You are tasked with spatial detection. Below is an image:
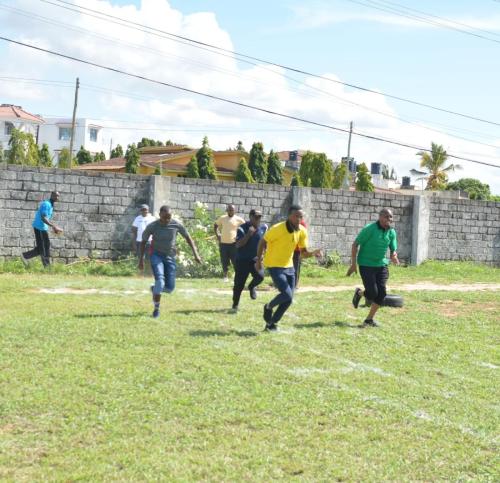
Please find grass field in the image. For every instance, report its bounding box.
[0,262,499,481]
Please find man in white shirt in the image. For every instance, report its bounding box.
[132,204,156,259]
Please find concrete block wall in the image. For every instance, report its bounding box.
[0,164,498,265]
[428,198,499,264]
[0,164,150,262]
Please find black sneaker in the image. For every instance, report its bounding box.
[363,319,379,327]
[20,253,29,267]
[263,304,273,323]
[229,305,238,314]
[352,288,363,309]
[249,286,257,300]
[152,307,160,318]
[264,322,278,332]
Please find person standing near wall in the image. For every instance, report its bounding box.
[231,209,268,313]
[21,191,63,267]
[347,208,399,327]
[256,205,321,331]
[214,204,245,281]
[132,204,156,262]
[139,205,201,318]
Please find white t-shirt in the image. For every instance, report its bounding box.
[132,213,156,242]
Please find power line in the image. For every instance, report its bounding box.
[344,0,500,45]
[40,0,500,128]
[1,35,498,169]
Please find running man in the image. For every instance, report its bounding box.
[347,208,400,327]
[214,204,245,281]
[256,205,321,331]
[231,209,268,312]
[21,191,63,267]
[138,205,201,318]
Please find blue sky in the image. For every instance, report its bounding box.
[1,0,499,192]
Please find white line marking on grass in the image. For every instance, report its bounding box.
[478,362,499,369]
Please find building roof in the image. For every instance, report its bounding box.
[0,104,44,124]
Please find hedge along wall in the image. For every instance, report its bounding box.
[0,164,498,264]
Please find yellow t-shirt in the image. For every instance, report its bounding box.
[263,221,308,268]
[216,214,245,244]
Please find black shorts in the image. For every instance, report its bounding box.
[359,265,389,306]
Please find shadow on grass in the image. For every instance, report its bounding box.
[294,320,362,329]
[172,308,234,315]
[75,312,145,319]
[189,329,258,338]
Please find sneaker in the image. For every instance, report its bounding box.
[152,308,160,318]
[229,305,238,314]
[264,322,278,332]
[363,319,379,327]
[249,286,257,300]
[263,304,273,323]
[223,276,229,283]
[352,288,363,309]
[20,253,29,267]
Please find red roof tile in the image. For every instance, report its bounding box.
[0,104,44,124]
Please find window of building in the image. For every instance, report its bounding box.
[4,121,14,135]
[58,127,72,141]
[89,127,99,142]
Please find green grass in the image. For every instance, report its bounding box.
[0,266,499,481]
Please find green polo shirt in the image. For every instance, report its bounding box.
[355,221,397,267]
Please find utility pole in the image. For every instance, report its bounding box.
[347,121,353,158]
[109,138,113,158]
[68,77,80,167]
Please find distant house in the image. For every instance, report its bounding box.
[74,145,296,184]
[277,150,307,172]
[37,117,110,165]
[0,104,44,148]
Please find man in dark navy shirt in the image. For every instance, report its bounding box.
[231,209,268,312]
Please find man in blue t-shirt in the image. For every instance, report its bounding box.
[21,191,63,267]
[231,209,268,312]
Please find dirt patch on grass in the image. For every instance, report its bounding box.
[437,300,499,317]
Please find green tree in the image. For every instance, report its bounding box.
[110,144,124,158]
[0,142,4,163]
[58,147,72,169]
[125,143,140,174]
[153,165,162,175]
[381,164,390,179]
[298,151,314,186]
[332,161,348,189]
[416,142,461,190]
[94,151,106,162]
[7,128,39,165]
[290,173,302,186]
[356,163,374,192]
[266,150,283,185]
[446,178,491,200]
[236,140,245,152]
[234,157,254,183]
[196,137,217,180]
[248,142,267,183]
[76,145,93,165]
[38,143,53,167]
[309,152,333,188]
[186,155,200,179]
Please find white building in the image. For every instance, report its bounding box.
[0,104,44,149]
[38,117,110,164]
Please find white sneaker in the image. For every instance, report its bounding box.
[223,277,229,282]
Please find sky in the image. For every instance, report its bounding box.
[1,0,499,193]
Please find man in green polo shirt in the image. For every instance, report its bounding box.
[347,208,399,327]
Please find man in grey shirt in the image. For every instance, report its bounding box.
[139,205,201,318]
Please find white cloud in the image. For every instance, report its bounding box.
[0,0,499,193]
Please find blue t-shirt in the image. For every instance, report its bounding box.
[236,222,268,261]
[33,200,54,231]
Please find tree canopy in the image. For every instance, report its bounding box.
[446,178,491,200]
[38,144,53,167]
[110,144,124,158]
[76,146,93,165]
[248,142,267,183]
[186,155,200,179]
[125,144,140,174]
[235,157,254,183]
[196,137,217,180]
[57,147,72,169]
[7,128,39,165]
[416,142,461,190]
[299,151,333,188]
[355,163,374,192]
[266,150,283,185]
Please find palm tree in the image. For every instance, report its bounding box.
[416,142,461,190]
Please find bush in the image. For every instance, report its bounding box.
[176,202,224,278]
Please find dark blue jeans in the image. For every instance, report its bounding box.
[150,252,176,295]
[268,267,295,323]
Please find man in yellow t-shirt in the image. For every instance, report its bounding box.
[256,205,321,331]
[214,204,245,280]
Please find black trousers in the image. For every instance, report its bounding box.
[23,228,51,266]
[359,265,389,306]
[219,242,237,275]
[292,250,301,287]
[232,259,264,307]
